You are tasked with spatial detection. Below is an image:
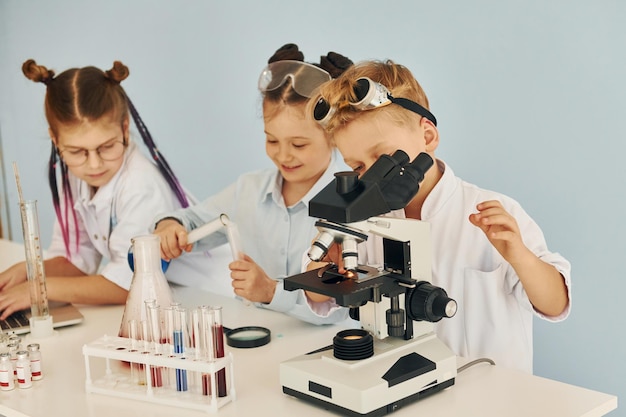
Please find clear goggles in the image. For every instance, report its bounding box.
[313,77,437,127]
[258,60,331,98]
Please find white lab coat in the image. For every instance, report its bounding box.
[47,141,212,290]
[356,159,572,373]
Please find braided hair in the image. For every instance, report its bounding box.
[22,59,189,258]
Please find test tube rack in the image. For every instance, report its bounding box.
[82,335,235,413]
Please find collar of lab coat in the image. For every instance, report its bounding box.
[261,150,341,210]
[421,158,457,221]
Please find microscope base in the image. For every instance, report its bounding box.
[280,333,456,417]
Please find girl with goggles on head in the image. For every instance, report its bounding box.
[153,43,353,325]
[0,60,196,320]
[310,60,571,373]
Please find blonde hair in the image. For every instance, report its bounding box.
[314,60,432,135]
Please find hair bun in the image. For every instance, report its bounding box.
[268,43,305,64]
[319,52,354,78]
[105,61,130,83]
[22,59,55,85]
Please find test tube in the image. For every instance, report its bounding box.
[127,319,145,385]
[162,306,176,389]
[222,214,244,261]
[173,308,188,391]
[211,306,227,397]
[190,308,202,394]
[162,306,175,351]
[18,200,53,338]
[222,216,251,305]
[200,306,214,396]
[145,303,163,388]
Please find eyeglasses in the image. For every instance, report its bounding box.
[313,77,437,127]
[58,138,127,167]
[258,60,331,98]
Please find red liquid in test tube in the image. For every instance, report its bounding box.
[211,306,227,397]
[145,302,163,387]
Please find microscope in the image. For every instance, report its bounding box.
[280,151,458,417]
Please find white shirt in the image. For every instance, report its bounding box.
[47,141,201,290]
[357,159,572,373]
[156,150,351,325]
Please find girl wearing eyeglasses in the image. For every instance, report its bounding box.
[310,60,571,373]
[153,44,353,325]
[0,60,193,319]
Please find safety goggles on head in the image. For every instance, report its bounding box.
[313,77,437,127]
[258,60,331,98]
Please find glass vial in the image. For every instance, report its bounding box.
[15,350,32,389]
[119,235,174,338]
[27,343,42,381]
[7,341,19,378]
[0,352,15,391]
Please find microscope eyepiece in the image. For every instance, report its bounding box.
[335,171,360,195]
[359,150,409,184]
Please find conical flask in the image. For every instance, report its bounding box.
[119,235,174,338]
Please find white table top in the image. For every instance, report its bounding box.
[0,239,618,417]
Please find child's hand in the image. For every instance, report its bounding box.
[469,200,528,266]
[229,254,277,303]
[0,263,28,292]
[305,242,342,303]
[0,281,30,320]
[154,219,193,261]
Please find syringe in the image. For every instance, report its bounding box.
[13,162,53,338]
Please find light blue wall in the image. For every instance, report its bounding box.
[1,1,623,413]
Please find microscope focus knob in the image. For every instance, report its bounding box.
[407,282,458,323]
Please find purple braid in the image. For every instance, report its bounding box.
[125,96,189,208]
[48,146,79,259]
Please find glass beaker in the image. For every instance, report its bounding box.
[119,235,174,338]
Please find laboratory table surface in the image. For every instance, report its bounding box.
[0,238,618,417]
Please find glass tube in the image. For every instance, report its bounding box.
[211,306,227,397]
[200,306,214,396]
[145,303,163,387]
[173,308,188,392]
[18,200,49,319]
[162,306,176,389]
